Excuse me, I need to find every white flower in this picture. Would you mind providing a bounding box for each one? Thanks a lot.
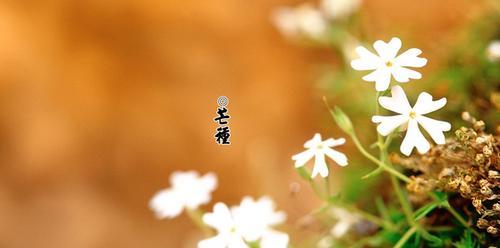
[198,203,248,248]
[292,133,348,178]
[486,40,500,62]
[272,4,328,39]
[329,207,361,238]
[149,171,217,219]
[372,86,451,156]
[320,0,361,20]
[351,37,428,91]
[199,196,288,248]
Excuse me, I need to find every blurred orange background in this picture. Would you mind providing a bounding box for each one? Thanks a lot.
[0,0,491,247]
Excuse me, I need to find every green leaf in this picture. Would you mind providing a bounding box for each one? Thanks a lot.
[413,202,438,221]
[420,230,443,247]
[453,230,480,248]
[375,197,390,221]
[433,192,448,203]
[361,167,384,180]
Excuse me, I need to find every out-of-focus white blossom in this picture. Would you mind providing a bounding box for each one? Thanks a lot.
[149,171,217,219]
[341,35,362,62]
[198,203,248,248]
[320,0,362,20]
[198,196,288,248]
[317,236,335,248]
[486,40,500,62]
[292,133,348,178]
[372,86,451,156]
[272,4,328,40]
[351,37,428,91]
[330,207,361,238]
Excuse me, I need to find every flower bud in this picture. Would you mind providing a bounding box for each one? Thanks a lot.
[329,106,354,134]
[477,218,489,229]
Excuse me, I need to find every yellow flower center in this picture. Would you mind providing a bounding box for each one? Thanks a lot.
[385,61,393,67]
[409,111,417,119]
[317,144,323,149]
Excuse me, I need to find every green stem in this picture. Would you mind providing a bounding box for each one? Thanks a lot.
[391,175,415,225]
[350,133,410,183]
[186,209,213,237]
[338,202,396,231]
[309,180,324,200]
[394,226,418,248]
[324,175,331,198]
[312,202,395,231]
[376,92,416,232]
[443,202,482,239]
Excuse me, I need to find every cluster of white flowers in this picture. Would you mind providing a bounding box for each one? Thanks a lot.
[291,37,450,181]
[272,0,362,40]
[150,171,288,247]
[199,197,288,248]
[352,37,451,155]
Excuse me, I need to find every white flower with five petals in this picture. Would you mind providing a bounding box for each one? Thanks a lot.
[372,86,451,156]
[292,133,348,178]
[198,203,248,248]
[351,37,428,91]
[199,197,288,248]
[149,171,217,219]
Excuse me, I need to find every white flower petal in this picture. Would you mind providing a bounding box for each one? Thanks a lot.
[149,189,184,219]
[374,37,401,61]
[362,68,391,91]
[184,173,218,209]
[291,149,315,168]
[254,197,286,225]
[416,116,451,145]
[312,153,329,178]
[323,137,346,147]
[170,170,198,187]
[487,40,500,62]
[198,235,228,248]
[304,133,322,148]
[400,119,430,156]
[272,7,299,37]
[295,4,328,38]
[229,237,249,248]
[203,203,235,232]
[412,92,447,115]
[260,230,289,248]
[372,115,409,136]
[394,48,427,67]
[201,172,218,192]
[324,148,348,166]
[351,46,382,70]
[331,221,351,238]
[378,85,412,114]
[321,0,361,20]
[391,66,422,83]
